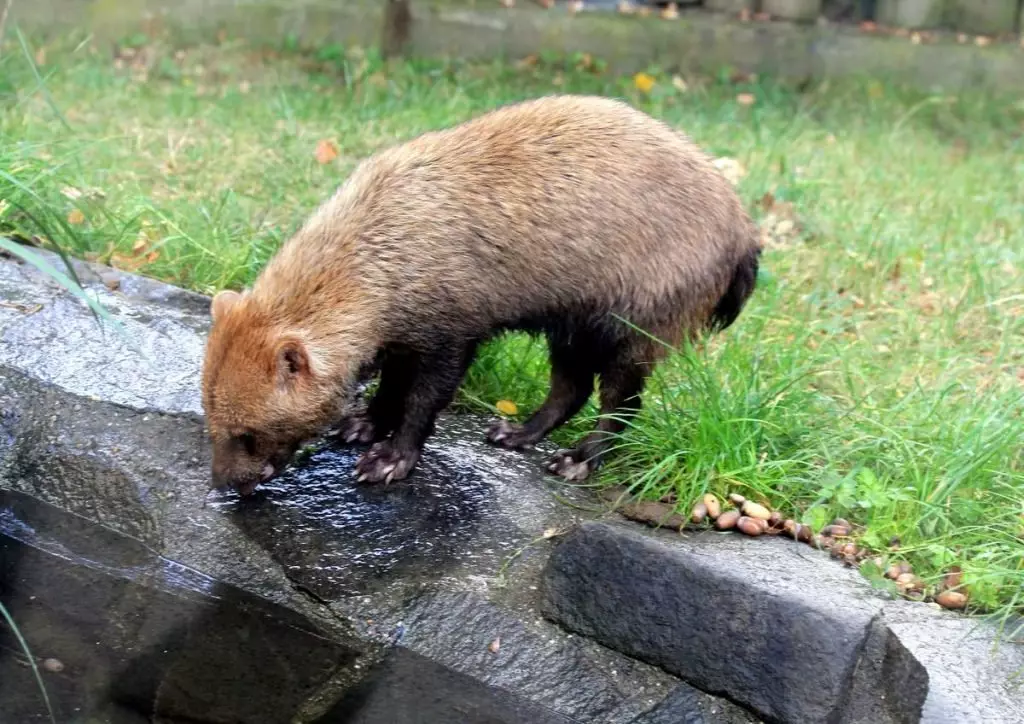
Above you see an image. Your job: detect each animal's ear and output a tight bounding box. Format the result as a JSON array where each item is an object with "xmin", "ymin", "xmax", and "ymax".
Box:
[
  {"xmin": 275, "ymin": 337, "xmax": 313, "ymax": 385},
  {"xmin": 210, "ymin": 290, "xmax": 242, "ymax": 323}
]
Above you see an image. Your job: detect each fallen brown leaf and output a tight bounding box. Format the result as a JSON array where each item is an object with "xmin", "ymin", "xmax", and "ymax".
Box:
[
  {"xmin": 314, "ymin": 139, "xmax": 340, "ymax": 165},
  {"xmin": 67, "ymin": 208, "xmax": 85, "ymax": 225}
]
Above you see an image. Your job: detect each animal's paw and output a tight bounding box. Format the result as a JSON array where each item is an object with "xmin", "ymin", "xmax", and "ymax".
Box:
[
  {"xmin": 335, "ymin": 412, "xmax": 377, "ymax": 445},
  {"xmin": 485, "ymin": 419, "xmax": 538, "ymax": 450},
  {"xmin": 545, "ymin": 449, "xmax": 596, "ymax": 482},
  {"xmin": 355, "ymin": 441, "xmax": 419, "ymax": 484}
]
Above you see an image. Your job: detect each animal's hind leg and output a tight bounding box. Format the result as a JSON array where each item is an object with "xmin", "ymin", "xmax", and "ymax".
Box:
[
  {"xmin": 486, "ymin": 336, "xmax": 598, "ymax": 450},
  {"xmin": 546, "ymin": 340, "xmax": 657, "ymax": 481}
]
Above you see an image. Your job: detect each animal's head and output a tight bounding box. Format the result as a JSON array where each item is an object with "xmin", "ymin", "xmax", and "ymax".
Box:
[{"xmin": 201, "ymin": 290, "xmax": 341, "ymax": 495}]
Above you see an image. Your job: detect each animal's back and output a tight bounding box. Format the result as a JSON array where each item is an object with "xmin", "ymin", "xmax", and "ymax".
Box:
[{"xmin": 282, "ymin": 95, "xmax": 758, "ymax": 341}]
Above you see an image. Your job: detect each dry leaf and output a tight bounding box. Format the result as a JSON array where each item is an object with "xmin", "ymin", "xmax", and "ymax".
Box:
[
  {"xmin": 314, "ymin": 139, "xmax": 340, "ymax": 165},
  {"xmin": 516, "ymin": 54, "xmax": 539, "ymax": 69},
  {"xmin": 542, "ymin": 527, "xmax": 562, "ymax": 539},
  {"xmin": 67, "ymin": 209, "xmax": 85, "ymax": 225},
  {"xmin": 671, "ymin": 75, "xmax": 688, "ymax": 93},
  {"xmin": 110, "ymin": 253, "xmax": 144, "ymax": 271},
  {"xmin": 61, "ymin": 186, "xmax": 83, "ymax": 200},
  {"xmin": 488, "ymin": 637, "xmax": 501, "ymax": 654},
  {"xmin": 633, "ymin": 72, "xmax": 656, "ymax": 94},
  {"xmin": 495, "ymin": 399, "xmax": 518, "ymax": 416},
  {"xmin": 239, "ymin": 81, "xmax": 251, "ymax": 94},
  {"xmin": 712, "ymin": 157, "xmax": 746, "ymax": 186},
  {"xmin": 736, "ymin": 92, "xmax": 756, "ymax": 106},
  {"xmin": 34, "ymin": 47, "xmax": 46, "ymax": 66}
]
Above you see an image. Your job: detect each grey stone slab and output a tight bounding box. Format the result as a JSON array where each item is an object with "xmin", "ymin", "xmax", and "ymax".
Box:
[
  {"xmin": 541, "ymin": 521, "xmax": 927, "ymax": 724},
  {"xmin": 882, "ymin": 600, "xmax": 1024, "ymax": 724},
  {"xmin": 315, "ymin": 647, "xmax": 578, "ymax": 724}
]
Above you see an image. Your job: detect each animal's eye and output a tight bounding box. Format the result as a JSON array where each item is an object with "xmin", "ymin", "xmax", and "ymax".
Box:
[{"xmin": 238, "ymin": 432, "xmax": 257, "ymax": 456}]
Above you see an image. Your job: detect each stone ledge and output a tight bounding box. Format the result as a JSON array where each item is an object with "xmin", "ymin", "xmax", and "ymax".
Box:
[
  {"xmin": 541, "ymin": 520, "xmax": 926, "ymax": 724},
  {"xmin": 541, "ymin": 519, "xmax": 1024, "ymax": 724}
]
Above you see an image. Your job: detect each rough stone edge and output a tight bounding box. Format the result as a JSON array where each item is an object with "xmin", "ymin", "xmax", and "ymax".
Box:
[
  {"xmin": 539, "ymin": 520, "xmax": 931, "ymax": 724},
  {"xmin": 10, "ymin": 0, "xmax": 1024, "ymax": 93}
]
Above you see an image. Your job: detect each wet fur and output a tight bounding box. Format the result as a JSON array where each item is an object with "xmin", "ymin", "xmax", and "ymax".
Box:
[{"xmin": 201, "ymin": 95, "xmax": 761, "ymax": 492}]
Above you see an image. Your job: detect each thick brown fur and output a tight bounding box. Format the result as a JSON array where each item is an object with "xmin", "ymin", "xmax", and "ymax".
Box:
[{"xmin": 201, "ymin": 94, "xmax": 761, "ymax": 494}]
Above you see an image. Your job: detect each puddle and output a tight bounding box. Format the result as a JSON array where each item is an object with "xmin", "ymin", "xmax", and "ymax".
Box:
[
  {"xmin": 209, "ymin": 441, "xmax": 515, "ymax": 600},
  {"xmin": 0, "ymin": 490, "xmax": 359, "ymax": 724}
]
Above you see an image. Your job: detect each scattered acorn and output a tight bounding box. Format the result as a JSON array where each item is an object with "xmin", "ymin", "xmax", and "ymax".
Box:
[
  {"xmin": 783, "ymin": 519, "xmax": 797, "ymax": 537},
  {"xmin": 736, "ymin": 516, "xmax": 767, "ymax": 537},
  {"xmin": 702, "ymin": 494, "xmax": 722, "ymax": 519},
  {"xmin": 767, "ymin": 511, "xmax": 782, "ymax": 527},
  {"xmin": 741, "ymin": 500, "xmax": 772, "ymax": 521},
  {"xmin": 821, "ymin": 522, "xmax": 851, "ymax": 538},
  {"xmin": 935, "ymin": 590, "xmax": 967, "ymax": 610},
  {"xmin": 716, "ymin": 510, "xmax": 741, "ymax": 531},
  {"xmin": 885, "ymin": 561, "xmax": 913, "ymax": 580},
  {"xmin": 728, "ymin": 493, "xmax": 746, "ymax": 506},
  {"xmin": 795, "ymin": 524, "xmax": 813, "ymax": 544},
  {"xmin": 691, "ymin": 502, "xmax": 708, "ymax": 525},
  {"xmin": 941, "ymin": 566, "xmax": 963, "ymax": 592}
]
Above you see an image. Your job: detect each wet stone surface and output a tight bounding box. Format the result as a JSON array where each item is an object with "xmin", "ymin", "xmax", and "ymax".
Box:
[{"xmin": 210, "ymin": 442, "xmax": 518, "ymax": 599}]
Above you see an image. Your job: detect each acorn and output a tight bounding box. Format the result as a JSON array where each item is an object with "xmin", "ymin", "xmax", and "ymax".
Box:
[
  {"xmin": 716, "ymin": 510, "xmax": 740, "ymax": 531},
  {"xmin": 691, "ymin": 502, "xmax": 708, "ymax": 525},
  {"xmin": 935, "ymin": 590, "xmax": 967, "ymax": 610},
  {"xmin": 702, "ymin": 494, "xmax": 722, "ymax": 519},
  {"xmin": 736, "ymin": 516, "xmax": 765, "ymax": 537},
  {"xmin": 741, "ymin": 501, "xmax": 772, "ymax": 521}
]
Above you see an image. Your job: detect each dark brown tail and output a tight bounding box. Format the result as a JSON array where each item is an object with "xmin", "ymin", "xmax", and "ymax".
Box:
[{"xmin": 709, "ymin": 246, "xmax": 761, "ymax": 332}]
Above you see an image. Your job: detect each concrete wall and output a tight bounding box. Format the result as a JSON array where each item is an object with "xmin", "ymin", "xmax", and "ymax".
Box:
[{"xmin": 9, "ymin": 0, "xmax": 1024, "ymax": 93}]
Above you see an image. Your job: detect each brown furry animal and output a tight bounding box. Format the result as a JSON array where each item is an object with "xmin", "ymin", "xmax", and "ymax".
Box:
[{"xmin": 201, "ymin": 94, "xmax": 760, "ymax": 495}]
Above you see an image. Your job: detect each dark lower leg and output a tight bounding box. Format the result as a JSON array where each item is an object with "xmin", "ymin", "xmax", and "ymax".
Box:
[
  {"xmin": 355, "ymin": 342, "xmax": 476, "ymax": 483},
  {"xmin": 338, "ymin": 351, "xmax": 416, "ymax": 444},
  {"xmin": 487, "ymin": 342, "xmax": 596, "ymax": 449},
  {"xmin": 547, "ymin": 357, "xmax": 648, "ymax": 481}
]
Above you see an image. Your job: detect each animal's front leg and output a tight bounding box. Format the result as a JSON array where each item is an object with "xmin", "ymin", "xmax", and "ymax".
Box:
[
  {"xmin": 337, "ymin": 351, "xmax": 417, "ymax": 444},
  {"xmin": 354, "ymin": 341, "xmax": 477, "ymax": 483}
]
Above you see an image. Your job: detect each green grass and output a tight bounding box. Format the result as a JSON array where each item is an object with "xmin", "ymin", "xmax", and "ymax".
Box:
[{"xmin": 1, "ymin": 29, "xmax": 1022, "ymax": 624}]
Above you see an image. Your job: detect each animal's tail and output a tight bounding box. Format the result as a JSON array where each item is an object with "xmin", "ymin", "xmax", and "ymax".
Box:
[{"xmin": 709, "ymin": 245, "xmax": 761, "ymax": 333}]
